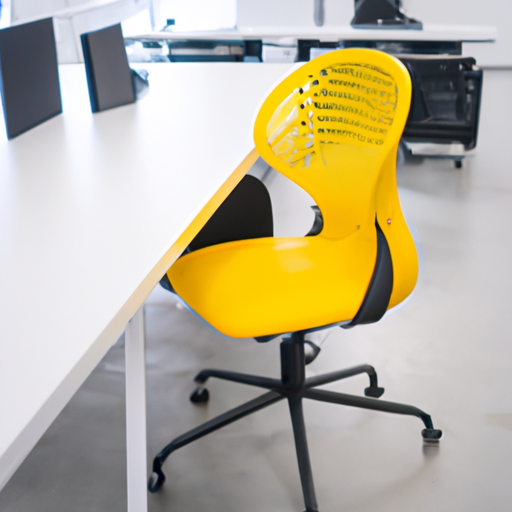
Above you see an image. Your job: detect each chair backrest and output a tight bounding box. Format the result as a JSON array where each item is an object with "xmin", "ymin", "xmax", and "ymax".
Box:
[{"xmin": 254, "ymin": 49, "xmax": 418, "ymax": 308}]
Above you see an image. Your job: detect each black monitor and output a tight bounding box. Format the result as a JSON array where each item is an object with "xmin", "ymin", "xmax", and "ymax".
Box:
[
  {"xmin": 0, "ymin": 18, "xmax": 62, "ymax": 139},
  {"xmin": 81, "ymin": 23, "xmax": 135, "ymax": 113}
]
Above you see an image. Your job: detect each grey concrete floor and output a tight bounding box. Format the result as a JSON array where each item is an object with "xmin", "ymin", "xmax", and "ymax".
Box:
[{"xmin": 2, "ymin": 69, "xmax": 512, "ymax": 512}]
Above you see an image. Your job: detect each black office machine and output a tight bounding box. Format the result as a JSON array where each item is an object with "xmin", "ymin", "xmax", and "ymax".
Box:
[
  {"xmin": 351, "ymin": 0, "xmax": 423, "ymax": 30},
  {"xmin": 400, "ymin": 55, "xmax": 483, "ymax": 156}
]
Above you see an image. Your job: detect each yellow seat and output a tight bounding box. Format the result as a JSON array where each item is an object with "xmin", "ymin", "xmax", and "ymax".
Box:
[
  {"xmin": 169, "ymin": 48, "xmax": 417, "ymax": 338},
  {"xmin": 170, "ymin": 235, "xmax": 376, "ymax": 337},
  {"xmin": 150, "ymin": 49, "xmax": 442, "ymax": 512}
]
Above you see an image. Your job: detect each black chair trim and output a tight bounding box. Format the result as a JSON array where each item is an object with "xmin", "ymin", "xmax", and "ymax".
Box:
[
  {"xmin": 160, "ymin": 174, "xmax": 273, "ymax": 294},
  {"xmin": 188, "ymin": 174, "xmax": 273, "ymax": 252},
  {"xmin": 344, "ymin": 220, "xmax": 394, "ymax": 328}
]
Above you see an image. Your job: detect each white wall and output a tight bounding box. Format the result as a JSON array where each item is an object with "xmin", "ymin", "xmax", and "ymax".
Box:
[
  {"xmin": 9, "ymin": 0, "xmax": 149, "ymax": 62},
  {"xmin": 11, "ymin": 0, "xmax": 68, "ymax": 24},
  {"xmin": 237, "ymin": 0, "xmax": 353, "ymax": 29},
  {"xmin": 405, "ymin": 0, "xmax": 511, "ymax": 67},
  {"xmin": 54, "ymin": 1, "xmax": 149, "ymax": 62},
  {"xmin": 237, "ymin": 0, "xmax": 511, "ymax": 67},
  {"xmin": 11, "ymin": 0, "xmax": 144, "ymax": 23},
  {"xmin": 159, "ymin": 0, "xmax": 236, "ymax": 31}
]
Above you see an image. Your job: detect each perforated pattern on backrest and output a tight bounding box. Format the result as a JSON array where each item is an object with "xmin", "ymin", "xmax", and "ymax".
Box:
[
  {"xmin": 267, "ymin": 63, "xmax": 397, "ymax": 168},
  {"xmin": 254, "ymin": 49, "xmax": 411, "ymax": 240}
]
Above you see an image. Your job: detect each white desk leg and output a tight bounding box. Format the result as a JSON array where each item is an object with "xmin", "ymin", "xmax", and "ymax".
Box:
[{"xmin": 125, "ymin": 305, "xmax": 148, "ymax": 512}]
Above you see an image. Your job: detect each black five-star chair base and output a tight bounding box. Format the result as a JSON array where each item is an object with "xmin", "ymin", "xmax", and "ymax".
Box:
[{"xmin": 149, "ymin": 332, "xmax": 442, "ymax": 512}]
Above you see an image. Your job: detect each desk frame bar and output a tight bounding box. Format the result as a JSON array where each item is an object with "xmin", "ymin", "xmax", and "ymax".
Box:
[{"xmin": 125, "ymin": 305, "xmax": 148, "ymax": 512}]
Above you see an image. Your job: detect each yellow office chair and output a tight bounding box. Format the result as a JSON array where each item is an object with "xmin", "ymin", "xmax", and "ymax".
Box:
[{"xmin": 149, "ymin": 49, "xmax": 442, "ymax": 512}]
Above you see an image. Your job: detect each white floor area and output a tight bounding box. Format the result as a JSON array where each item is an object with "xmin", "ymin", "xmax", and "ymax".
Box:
[{"xmin": 1, "ymin": 69, "xmax": 512, "ymax": 512}]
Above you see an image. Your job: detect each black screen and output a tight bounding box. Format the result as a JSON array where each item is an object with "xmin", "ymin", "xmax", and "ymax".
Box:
[
  {"xmin": 81, "ymin": 24, "xmax": 135, "ymax": 113},
  {"xmin": 0, "ymin": 18, "xmax": 62, "ymax": 139}
]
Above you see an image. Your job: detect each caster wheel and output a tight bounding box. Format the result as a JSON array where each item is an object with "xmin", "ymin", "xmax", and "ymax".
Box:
[
  {"xmin": 422, "ymin": 428, "xmax": 443, "ymax": 444},
  {"xmin": 148, "ymin": 469, "xmax": 166, "ymax": 493},
  {"xmin": 190, "ymin": 387, "xmax": 209, "ymax": 404},
  {"xmin": 455, "ymin": 160, "xmax": 462, "ymax": 169},
  {"xmin": 364, "ymin": 386, "xmax": 385, "ymax": 398}
]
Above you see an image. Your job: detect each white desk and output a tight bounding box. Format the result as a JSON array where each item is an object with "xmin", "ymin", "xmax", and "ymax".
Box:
[
  {"xmin": 128, "ymin": 24, "xmax": 497, "ymax": 46},
  {"xmin": 0, "ymin": 62, "xmax": 294, "ymax": 510}
]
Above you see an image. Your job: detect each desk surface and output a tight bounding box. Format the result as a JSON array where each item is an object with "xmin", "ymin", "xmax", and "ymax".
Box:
[
  {"xmin": 0, "ymin": 61, "xmax": 294, "ymax": 489},
  {"xmin": 128, "ymin": 24, "xmax": 498, "ymax": 45}
]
